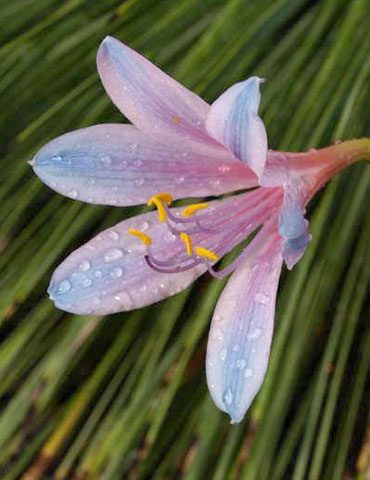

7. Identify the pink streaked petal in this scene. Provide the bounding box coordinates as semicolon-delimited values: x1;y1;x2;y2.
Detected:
97;36;213;144
48;209;207;315
48;189;281;315
206;226;283;423
205;77;268;179
32;124;257;206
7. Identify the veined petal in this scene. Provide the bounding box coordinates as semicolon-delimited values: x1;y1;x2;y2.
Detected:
206;227;283;423
48;189;282;315
278;185;311;270
48;210;206;315
97;36;212;144
32;124;257;206
205;77;268;179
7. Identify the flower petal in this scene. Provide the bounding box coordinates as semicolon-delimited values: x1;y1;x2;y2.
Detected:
278;185;311;270
47;189;281;315
205;77;268;179
97;36;212;144
48;209;207;315
206;227;283;423
32;124;257;205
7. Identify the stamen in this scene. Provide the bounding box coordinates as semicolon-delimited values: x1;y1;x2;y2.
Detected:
148;192;173;205
145;255;199;274
180;232;193;256
148;192;173;222
183;203;209;217
172;116;180;124
195;247;219;261
128;228;152;245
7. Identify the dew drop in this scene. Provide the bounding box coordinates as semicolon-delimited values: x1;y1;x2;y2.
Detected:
219;348;227;361
83;279;92;288
108;231;120;241
104;248;123;262
134;159;142;167
174;176;185;184
232;344;240;352
245;369;254;378
222;388;233;406
114;291;134;309
218;164;231;173
255;293;269;305
99;154;111;165
57;279;71;294
249;328;262;339
140;221;149;232
50;181;57;188
94;270;103;278
52;155;62;162
111;267;123;278
68;189;78;199
135;178;145;186
88;178;96;186
236;359;247;370
78;260;90;272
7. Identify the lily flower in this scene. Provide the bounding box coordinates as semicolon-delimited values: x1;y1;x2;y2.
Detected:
31;36;370;423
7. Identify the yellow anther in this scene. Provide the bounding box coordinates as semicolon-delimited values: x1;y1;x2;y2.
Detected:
128;228;152;245
147;192;173;222
195;247;219;261
172;116;180;124
183;203;209;217
180;232;193;256
148;192;173;206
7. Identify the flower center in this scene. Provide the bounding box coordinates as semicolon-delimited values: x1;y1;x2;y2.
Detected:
128;190;283;279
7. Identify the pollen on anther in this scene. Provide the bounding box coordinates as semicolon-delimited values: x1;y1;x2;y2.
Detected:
195;247;219;261
180;232;193;256
172;116;180;124
128;228;152;245
183;203;209;217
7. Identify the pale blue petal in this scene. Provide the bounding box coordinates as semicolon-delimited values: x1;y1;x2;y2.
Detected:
278;186;312;269
97;36;211;144
32;124;257;206
205;77;267;179
206;230;283;423
48;209;207;315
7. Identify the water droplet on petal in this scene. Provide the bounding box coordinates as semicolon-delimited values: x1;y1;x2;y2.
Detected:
111;267;123;278
255;293;269;305
78;260;90;272
219;349;227;361
83;278;92;288
94;270;103;278
135;178;145;186
236;359;247;370
232;345;240;352
88;178;96;186
68;189;78;199
104;248;123;262
140;221;150;232
99;154;111;166
245;368;254;378
114;291;134;310
222;388;233;406
108;231;120;241
249;328;262;339
57;279;71;294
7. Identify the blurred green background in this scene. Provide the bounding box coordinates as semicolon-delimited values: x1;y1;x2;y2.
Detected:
0;0;370;479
